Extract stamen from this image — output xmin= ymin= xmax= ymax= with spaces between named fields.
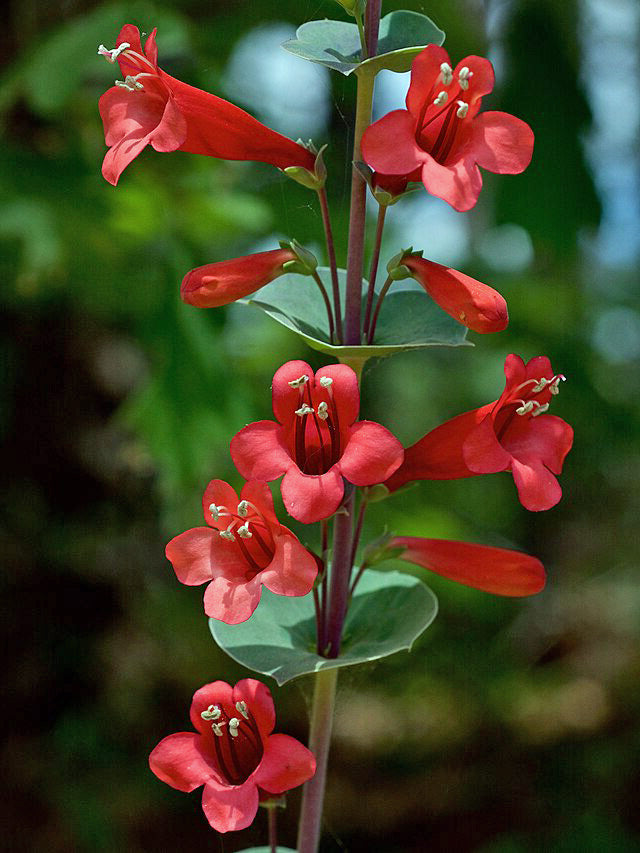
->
xmin=456 ymin=100 xmax=469 ymax=119
xmin=317 ymin=402 xmax=329 ymax=420
xmin=530 ymin=378 xmax=550 ymax=393
xmin=458 ymin=66 xmax=473 ymax=90
xmin=115 ymin=74 xmax=145 ymax=92
xmin=549 ymin=375 xmax=566 ymax=395
xmin=212 ymin=722 xmax=225 ymax=737
xmin=319 ymin=376 xmax=333 ymax=388
xmin=295 ymin=403 xmax=314 ymax=417
xmin=209 ymin=503 xmax=221 ymax=520
xmin=288 ymin=374 xmax=309 ymax=388
xmin=228 ymin=718 xmax=240 ymax=738
xmin=237 ymin=501 xmax=249 ymax=518
xmin=97 ymin=42 xmax=130 ymax=63
xmin=201 ymin=704 xmax=222 ymax=722
xmin=237 ymin=523 xmax=252 ymax=539
xmin=532 ymin=403 xmax=550 ymax=417
xmin=219 ymin=530 xmax=236 ymax=542
xmin=433 ymin=91 xmax=448 ymax=106
xmin=236 ymin=701 xmax=249 ymax=720
xmin=516 ymin=400 xmax=535 ymax=415
xmin=440 ymin=62 xmax=453 ymax=85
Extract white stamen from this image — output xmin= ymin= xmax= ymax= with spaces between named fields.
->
xmin=458 ymin=66 xmax=473 ymax=90
xmin=433 ymin=91 xmax=448 ymax=106
xmin=319 ymin=376 xmax=333 ymax=388
xmin=440 ymin=62 xmax=453 ymax=85
xmin=201 ymin=704 xmax=222 ymax=721
xmin=98 ymin=42 xmax=130 ymax=63
xmin=456 ymin=100 xmax=469 ymax=119
xmin=209 ymin=503 xmax=220 ymax=520
xmin=237 ymin=500 xmax=249 ymax=518
xmin=532 ymin=403 xmax=550 ymax=417
xmin=549 ymin=375 xmax=566 ymax=395
xmin=295 ymin=404 xmax=314 ymax=417
xmin=530 ymin=378 xmax=550 ymax=393
xmin=115 ymin=74 xmax=145 ymax=92
xmin=220 ymin=530 xmax=236 ymax=542
xmin=237 ymin=523 xmax=252 ymax=539
xmin=288 ymin=374 xmax=309 ymax=388
xmin=516 ymin=400 xmax=535 ymax=415
xmin=236 ymin=701 xmax=249 ymax=719
xmin=228 ymin=718 xmax=240 ymax=738
xmin=317 ymin=402 xmax=329 ymax=420
xmin=212 ymin=722 xmax=225 ymax=737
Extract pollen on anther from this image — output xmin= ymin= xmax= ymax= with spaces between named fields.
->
xmin=456 ymin=101 xmax=469 ymax=119
xmin=220 ymin=530 xmax=236 ymax=542
xmin=440 ymin=62 xmax=453 ymax=85
xmin=228 ymin=718 xmax=240 ymax=738
xmin=237 ymin=524 xmax=253 ymax=539
xmin=317 ymin=402 xmax=329 ymax=420
xmin=212 ymin=722 xmax=225 ymax=737
xmin=236 ymin=700 xmax=249 ymax=720
xmin=209 ymin=503 xmax=220 ymax=520
xmin=532 ymin=402 xmax=550 ymax=417
xmin=433 ymin=91 xmax=448 ymax=106
xmin=319 ymin=376 xmax=333 ymax=388
xmin=458 ymin=66 xmax=473 ymax=90
xmin=516 ymin=401 xmax=535 ymax=415
xmin=288 ymin=374 xmax=309 ymax=388
xmin=295 ymin=404 xmax=314 ymax=417
xmin=237 ymin=500 xmax=249 ymax=518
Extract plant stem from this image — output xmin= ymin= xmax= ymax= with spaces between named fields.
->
xmin=268 ymin=803 xmax=277 ymax=853
xmin=317 ymin=188 xmax=343 ymax=343
xmin=365 ymin=0 xmax=382 ymax=57
xmin=310 ymin=270 xmax=336 ymax=344
xmin=363 ymin=203 xmax=387 ymax=338
xmin=349 ymin=492 xmax=369 ymax=570
xmin=296 ymin=668 xmax=338 ymax=853
xmin=367 ymin=274 xmax=393 ymax=343
xmin=344 ymin=69 xmax=376 ymax=345
xmin=324 ymin=486 xmax=355 ymax=658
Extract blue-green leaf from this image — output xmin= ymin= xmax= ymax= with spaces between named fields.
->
xmin=210 ymin=570 xmax=438 ymax=686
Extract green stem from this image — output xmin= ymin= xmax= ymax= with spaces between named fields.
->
xmin=316 ymin=188 xmax=343 ymax=343
xmin=363 ymin=203 xmax=387 ymax=338
xmin=344 ymin=68 xmax=376 ymax=345
xmin=367 ymin=274 xmax=393 ymax=343
xmin=325 ymin=486 xmax=355 ymax=658
xmin=311 ymin=269 xmax=336 ymax=344
xmin=296 ymin=668 xmax=338 ymax=853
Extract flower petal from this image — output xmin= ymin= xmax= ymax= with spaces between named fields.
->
xmin=233 ymin=679 xmax=275 ymax=739
xmin=502 ymin=414 xmax=574 ymax=475
xmin=511 ymin=455 xmax=563 ymax=511
xmin=405 ymin=44 xmax=450 ymax=116
xmin=390 ymin=537 xmax=546 ymax=596
xmin=165 ymin=527 xmax=216 ymax=586
xmin=181 ymin=249 xmax=294 ymax=308
xmin=361 ymin=109 xmax=425 ymax=176
xmin=201 ymin=479 xmax=240 ymax=527
xmin=203 ymin=574 xmax=263 ymax=624
xmin=316 ymin=363 xmax=361 ymax=427
xmin=280 ymin=466 xmax=344 ymax=524
xmin=339 ymin=421 xmax=404 ymax=486
xmin=149 ymin=90 xmax=188 ymax=152
xmin=471 ymin=111 xmax=534 ymax=175
xmin=260 ymin=532 xmax=317 ymax=597
xmin=463 ymin=413 xmax=513 ymax=473
xmin=420 ymin=153 xmax=483 ymax=211
xmin=254 ymin=733 xmax=316 ymax=794
xmin=149 ymin=732 xmax=215 ymax=792
xmin=190 ymin=681 xmax=234 ymax=733
xmin=201 ymin=778 xmax=259 ymax=833
xmin=271 ymin=360 xmax=315 ymax=425
xmin=231 ymin=420 xmax=292 ymax=481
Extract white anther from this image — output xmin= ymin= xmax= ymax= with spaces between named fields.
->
xmin=295 ymin=404 xmax=314 ymax=417
xmin=115 ymin=74 xmax=145 ymax=92
xmin=433 ymin=91 xmax=448 ymax=106
xmin=237 ymin=500 xmax=249 ymax=518
xmin=530 ymin=378 xmax=550 ymax=393
xmin=440 ymin=62 xmax=453 ymax=85
xmin=228 ymin=718 xmax=240 ymax=738
xmin=236 ymin=701 xmax=249 ymax=719
xmin=237 ymin=524 xmax=252 ymax=539
xmin=456 ymin=100 xmax=469 ymax=119
xmin=98 ymin=42 xmax=130 ymax=63
xmin=212 ymin=722 xmax=225 ymax=737
xmin=549 ymin=375 xmax=566 ymax=395
xmin=317 ymin=402 xmax=329 ymax=420
xmin=532 ymin=402 xmax=550 ymax=417
xmin=209 ymin=503 xmax=221 ymax=520
xmin=319 ymin=376 xmax=333 ymax=388
xmin=219 ymin=530 xmax=236 ymax=542
xmin=201 ymin=704 xmax=222 ymax=721
xmin=288 ymin=374 xmax=309 ymax=388
xmin=516 ymin=400 xmax=535 ymax=415
xmin=458 ymin=66 xmax=473 ymax=90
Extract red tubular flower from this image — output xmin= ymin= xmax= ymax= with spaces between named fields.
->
xmin=402 ymin=254 xmax=508 ymax=333
xmin=390 ymin=536 xmax=545 ymax=596
xmin=149 ymin=679 xmax=316 ymax=833
xmin=361 ymin=44 xmax=534 ymax=211
xmin=98 ymin=25 xmax=316 ymax=185
xmin=230 ymin=360 xmax=404 ymax=524
xmin=165 ymin=480 xmax=317 ymax=624
xmin=386 ymin=354 xmax=573 ymax=511
xmin=181 ymin=248 xmax=297 ymax=308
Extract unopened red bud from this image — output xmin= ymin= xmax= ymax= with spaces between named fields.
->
xmin=181 ymin=248 xmax=296 ymax=308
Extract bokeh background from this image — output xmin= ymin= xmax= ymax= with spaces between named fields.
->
xmin=2 ymin=0 xmax=639 ymax=850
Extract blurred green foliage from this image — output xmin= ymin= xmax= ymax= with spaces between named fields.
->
xmin=1 ymin=1 xmax=639 ymax=851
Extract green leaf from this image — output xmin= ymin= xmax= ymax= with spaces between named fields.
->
xmin=282 ymin=11 xmax=444 ymax=77
xmin=243 ymin=267 xmax=470 ymax=359
xmin=210 ymin=570 xmax=438 ymax=686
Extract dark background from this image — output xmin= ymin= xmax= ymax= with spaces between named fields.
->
xmin=2 ymin=0 xmax=639 ymax=850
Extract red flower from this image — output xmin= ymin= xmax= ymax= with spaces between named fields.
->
xmin=390 ymin=537 xmax=545 ymax=596
xmin=401 ymin=254 xmax=508 ymax=334
xmin=386 ymin=354 xmax=573 ymax=511
xmin=149 ymin=679 xmax=315 ymax=833
xmin=98 ymin=25 xmax=316 ymax=185
xmin=230 ymin=360 xmax=404 ymax=524
xmin=361 ymin=44 xmax=534 ymax=211
xmin=181 ymin=248 xmax=297 ymax=308
xmin=165 ymin=480 xmax=317 ymax=624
